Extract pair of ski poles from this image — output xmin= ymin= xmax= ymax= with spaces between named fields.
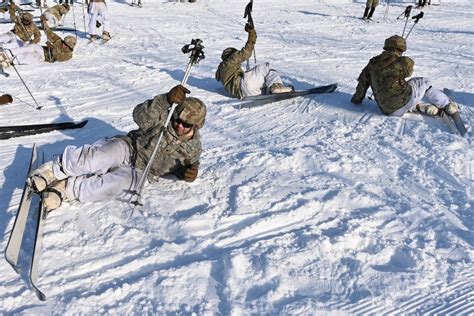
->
xmin=397 ymin=5 xmax=424 ymax=39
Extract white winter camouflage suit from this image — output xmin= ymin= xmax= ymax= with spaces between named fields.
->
xmin=52 ymin=93 xmax=202 ymax=203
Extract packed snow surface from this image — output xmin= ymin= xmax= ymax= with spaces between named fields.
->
xmin=0 ymin=0 xmax=473 ymax=314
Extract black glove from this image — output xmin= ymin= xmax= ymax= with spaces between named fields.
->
xmin=181 ymin=164 xmax=199 ymax=182
xmin=0 ymin=94 xmax=13 ymax=105
xmin=244 ymin=23 xmax=254 ymax=33
xmin=167 ymin=85 xmax=190 ymax=105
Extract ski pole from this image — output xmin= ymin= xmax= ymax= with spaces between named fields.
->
xmin=81 ymin=0 xmax=87 ymax=34
xmin=71 ymin=0 xmax=78 ymax=38
xmin=383 ymin=0 xmax=390 ymax=21
xmin=129 ymin=39 xmax=205 ymax=208
xmin=398 ymin=5 xmax=413 ymax=37
xmin=405 ymin=12 xmax=424 ymax=40
xmin=6 ymin=49 xmax=42 ymax=110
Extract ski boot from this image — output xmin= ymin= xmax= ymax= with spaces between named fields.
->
xmin=443 ymin=101 xmax=459 ymax=116
xmin=270 ymin=83 xmax=294 ymax=94
xmin=416 ymin=103 xmax=440 ymax=116
xmin=89 ymin=34 xmax=97 ymax=42
xmin=29 ymin=161 xmax=58 ymax=192
xmin=42 ymin=179 xmax=68 ymax=212
xmin=102 ymin=31 xmax=111 ymax=42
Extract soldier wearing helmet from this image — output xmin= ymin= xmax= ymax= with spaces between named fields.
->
xmin=0 ymin=2 xmax=41 ymax=49
xmin=215 ymin=22 xmax=293 ymax=99
xmin=41 ymin=3 xmax=71 ymax=28
xmin=0 ymin=15 xmax=76 ymax=69
xmin=28 ymin=85 xmax=207 ymax=211
xmin=351 ymin=35 xmax=458 ymax=117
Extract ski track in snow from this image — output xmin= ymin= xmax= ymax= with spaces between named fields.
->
xmin=0 ymin=0 xmax=473 ymax=314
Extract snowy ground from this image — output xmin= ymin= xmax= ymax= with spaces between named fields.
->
xmin=0 ymin=0 xmax=473 ymax=314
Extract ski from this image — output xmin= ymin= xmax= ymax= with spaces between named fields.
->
xmin=0 ymin=120 xmax=87 ymax=140
xmin=30 ymin=190 xmax=47 ymax=301
xmin=5 ymin=144 xmax=38 ymax=273
xmin=443 ymin=88 xmax=468 ymax=136
xmin=238 ymin=83 xmax=338 ymax=109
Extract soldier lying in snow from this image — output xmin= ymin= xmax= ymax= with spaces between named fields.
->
xmin=0 ymin=15 xmax=75 ymax=68
xmin=351 ymin=35 xmax=459 ymax=118
xmin=0 ymin=2 xmax=41 ymax=49
xmin=28 ymin=85 xmax=206 ymax=211
xmin=215 ymin=23 xmax=293 ymax=99
xmin=42 ymin=3 xmax=71 ymax=28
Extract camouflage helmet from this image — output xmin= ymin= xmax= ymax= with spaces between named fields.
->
xmin=221 ymin=47 xmax=237 ymax=60
xmin=20 ymin=12 xmax=34 ymax=24
xmin=62 ymin=3 xmax=70 ymax=10
xmin=383 ymin=35 xmax=407 ymax=52
xmin=64 ymin=36 xmax=76 ymax=49
xmin=176 ymin=97 xmax=206 ymax=129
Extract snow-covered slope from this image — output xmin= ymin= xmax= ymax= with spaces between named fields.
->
xmin=1 ymin=0 xmax=472 ymax=314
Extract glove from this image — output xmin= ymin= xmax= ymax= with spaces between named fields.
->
xmin=0 ymin=94 xmax=13 ymax=105
xmin=167 ymin=84 xmax=190 ymax=105
xmin=181 ymin=164 xmax=199 ymax=182
xmin=244 ymin=23 xmax=254 ymax=33
xmin=351 ymin=94 xmax=362 ymax=105
xmin=96 ymin=20 xmax=102 ymax=28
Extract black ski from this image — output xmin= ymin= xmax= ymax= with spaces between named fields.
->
xmin=30 ymin=191 xmax=47 ymax=301
xmin=0 ymin=120 xmax=88 ymax=140
xmin=238 ymin=83 xmax=338 ymax=109
xmin=443 ymin=88 xmax=468 ymax=136
xmin=5 ymin=144 xmax=38 ymax=273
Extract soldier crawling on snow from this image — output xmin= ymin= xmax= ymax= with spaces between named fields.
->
xmin=351 ymin=35 xmax=459 ymax=118
xmin=0 ymin=15 xmax=76 ymax=68
xmin=215 ymin=22 xmax=293 ymax=99
xmin=0 ymin=1 xmax=41 ymax=49
xmin=41 ymin=3 xmax=71 ymax=28
xmin=28 ymin=85 xmax=207 ymax=211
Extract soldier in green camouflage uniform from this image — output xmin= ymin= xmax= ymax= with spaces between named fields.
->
xmin=0 ymin=2 xmax=41 ymax=49
xmin=42 ymin=3 xmax=71 ymax=28
xmin=351 ymin=35 xmax=458 ymax=117
xmin=0 ymin=16 xmax=75 ymax=67
xmin=215 ymin=23 xmax=293 ymax=98
xmin=362 ymin=0 xmax=379 ymax=21
xmin=28 ymin=85 xmax=207 ymax=210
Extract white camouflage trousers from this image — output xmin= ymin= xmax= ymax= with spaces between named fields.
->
xmin=44 ymin=11 xmax=63 ymax=28
xmin=88 ymin=2 xmax=110 ymax=36
xmin=240 ymin=62 xmax=285 ymax=97
xmin=0 ymin=31 xmax=24 ymax=50
xmin=6 ymin=44 xmax=45 ymax=65
xmin=390 ymin=77 xmax=451 ymax=117
xmin=52 ymin=138 xmax=142 ymax=203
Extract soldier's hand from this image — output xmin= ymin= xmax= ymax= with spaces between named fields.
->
xmin=167 ymin=84 xmax=190 ymax=105
xmin=181 ymin=164 xmax=199 ymax=182
xmin=244 ymin=23 xmax=254 ymax=33
xmin=9 ymin=2 xmax=17 ymax=10
xmin=351 ymin=94 xmax=362 ymax=105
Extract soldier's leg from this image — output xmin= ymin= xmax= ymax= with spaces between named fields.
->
xmin=98 ymin=2 xmax=110 ymax=33
xmin=241 ymin=63 xmax=272 ymax=97
xmin=87 ymin=3 xmax=100 ymax=36
xmin=65 ymin=165 xmax=141 ymax=203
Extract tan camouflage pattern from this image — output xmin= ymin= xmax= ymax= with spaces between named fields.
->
xmin=124 ymin=94 xmax=202 ymax=181
xmin=366 ymin=0 xmax=379 ymax=7
xmin=215 ymin=29 xmax=257 ymax=98
xmin=46 ymin=4 xmax=69 ymax=21
xmin=9 ymin=5 xmax=41 ymax=44
xmin=176 ymin=97 xmax=206 ymax=129
xmin=43 ymin=28 xmax=74 ymax=63
xmin=352 ymin=51 xmax=414 ymax=115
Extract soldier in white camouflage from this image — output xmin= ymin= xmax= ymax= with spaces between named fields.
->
xmin=215 ymin=23 xmax=293 ymax=98
xmin=351 ymin=35 xmax=459 ymax=117
xmin=42 ymin=3 xmax=71 ymax=28
xmin=0 ymin=2 xmax=41 ymax=49
xmin=28 ymin=85 xmax=206 ymax=211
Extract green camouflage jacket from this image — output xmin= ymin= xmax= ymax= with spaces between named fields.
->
xmin=215 ymin=29 xmax=257 ymax=98
xmin=9 ymin=5 xmax=41 ymax=43
xmin=352 ymin=51 xmax=414 ymax=115
xmin=46 ymin=5 xmax=69 ymax=21
xmin=42 ymin=28 xmax=73 ymax=63
xmin=125 ymin=94 xmax=202 ymax=181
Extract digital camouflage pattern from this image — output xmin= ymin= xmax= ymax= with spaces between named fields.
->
xmin=46 ymin=4 xmax=70 ymax=21
xmin=176 ymin=97 xmax=207 ymax=129
xmin=215 ymin=29 xmax=257 ymax=98
xmin=125 ymin=94 xmax=203 ymax=181
xmin=42 ymin=28 xmax=74 ymax=62
xmin=352 ymin=40 xmax=414 ymax=115
xmin=9 ymin=5 xmax=41 ymax=44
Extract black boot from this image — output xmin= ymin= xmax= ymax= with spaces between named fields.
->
xmin=363 ymin=7 xmax=370 ymax=19
xmin=368 ymin=7 xmax=376 ymax=19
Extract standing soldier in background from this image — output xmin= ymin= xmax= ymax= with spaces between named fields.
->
xmin=361 ymin=0 xmax=379 ymax=21
xmin=0 ymin=2 xmax=41 ymax=49
xmin=86 ymin=0 xmax=111 ymax=42
xmin=42 ymin=3 xmax=71 ymax=28
xmin=350 ymin=35 xmax=459 ymax=118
